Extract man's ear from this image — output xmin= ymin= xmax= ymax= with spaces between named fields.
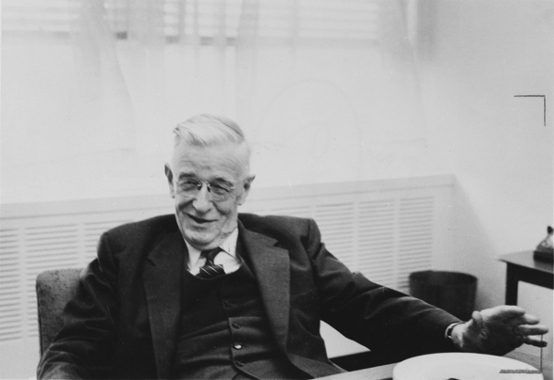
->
xmin=164 ymin=163 xmax=175 ymax=198
xmin=237 ymin=174 xmax=256 ymax=205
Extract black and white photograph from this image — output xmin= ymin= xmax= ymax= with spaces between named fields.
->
xmin=1 ymin=1 xmax=553 ymax=379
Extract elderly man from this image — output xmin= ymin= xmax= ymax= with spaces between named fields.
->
xmin=38 ymin=114 xmax=548 ymax=379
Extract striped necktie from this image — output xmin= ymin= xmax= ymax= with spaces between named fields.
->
xmin=197 ymin=247 xmax=225 ymax=279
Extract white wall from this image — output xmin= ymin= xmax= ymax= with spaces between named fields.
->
xmin=422 ymin=0 xmax=552 ymax=305
xmin=419 ymin=0 xmax=553 ymax=363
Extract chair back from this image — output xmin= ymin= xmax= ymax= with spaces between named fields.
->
xmin=36 ymin=268 xmax=82 ymax=354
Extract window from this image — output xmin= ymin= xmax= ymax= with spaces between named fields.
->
xmin=3 ymin=0 xmax=379 ymax=45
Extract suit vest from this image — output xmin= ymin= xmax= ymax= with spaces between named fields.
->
xmin=171 ymin=262 xmax=307 ymax=379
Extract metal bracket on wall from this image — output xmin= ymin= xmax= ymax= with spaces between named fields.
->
xmin=514 ymin=94 xmax=547 ymax=127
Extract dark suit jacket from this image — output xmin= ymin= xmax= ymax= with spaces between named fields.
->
xmin=37 ymin=213 xmax=460 ymax=379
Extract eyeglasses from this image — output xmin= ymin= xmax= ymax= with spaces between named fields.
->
xmin=176 ymin=178 xmax=235 ymax=202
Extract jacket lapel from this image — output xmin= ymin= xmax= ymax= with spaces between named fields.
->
xmin=239 ymin=224 xmax=291 ymax=351
xmin=141 ymin=222 xmax=292 ymax=376
xmin=142 ymin=230 xmax=185 ymax=379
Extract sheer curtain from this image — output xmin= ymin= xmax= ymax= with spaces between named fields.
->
xmin=236 ymin=0 xmax=430 ymax=186
xmin=1 ymin=0 xmax=429 ymax=203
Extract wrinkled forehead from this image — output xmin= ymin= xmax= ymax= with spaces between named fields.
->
xmin=171 ymin=141 xmax=250 ymax=180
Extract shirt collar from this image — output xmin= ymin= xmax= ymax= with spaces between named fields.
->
xmin=184 ymin=228 xmax=239 ymax=268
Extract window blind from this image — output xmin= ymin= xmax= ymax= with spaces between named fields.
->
xmin=2 ymin=0 xmax=380 ymax=44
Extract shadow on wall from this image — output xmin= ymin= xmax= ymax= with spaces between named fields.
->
xmin=448 ymin=177 xmax=505 ymax=309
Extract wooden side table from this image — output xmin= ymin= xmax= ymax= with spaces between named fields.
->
xmin=499 ymin=251 xmax=554 ymax=305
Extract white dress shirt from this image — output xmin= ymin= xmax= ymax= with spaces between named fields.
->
xmin=185 ymin=229 xmax=242 ymax=275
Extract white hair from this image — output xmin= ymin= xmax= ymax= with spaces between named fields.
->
xmin=171 ymin=114 xmax=251 ymax=172
xmin=173 ymin=114 xmax=247 ymax=146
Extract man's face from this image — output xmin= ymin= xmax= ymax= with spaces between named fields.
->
xmin=165 ymin=142 xmax=252 ymax=250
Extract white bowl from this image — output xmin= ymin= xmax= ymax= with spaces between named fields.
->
xmin=393 ymin=352 xmax=543 ymax=380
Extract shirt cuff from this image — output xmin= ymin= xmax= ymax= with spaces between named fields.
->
xmin=444 ymin=322 xmax=461 ymax=341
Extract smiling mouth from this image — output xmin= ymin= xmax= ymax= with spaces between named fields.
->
xmin=188 ymin=214 xmax=216 ymax=224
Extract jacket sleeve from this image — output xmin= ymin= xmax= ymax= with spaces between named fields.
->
xmin=37 ymin=232 xmax=119 ymax=379
xmin=304 ymin=218 xmax=461 ymax=362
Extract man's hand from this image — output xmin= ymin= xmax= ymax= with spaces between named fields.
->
xmin=451 ymin=305 xmax=549 ymax=355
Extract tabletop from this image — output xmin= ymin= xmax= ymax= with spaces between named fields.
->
xmin=499 ymin=251 xmax=553 ymax=274
xmin=316 ymin=354 xmax=552 ymax=380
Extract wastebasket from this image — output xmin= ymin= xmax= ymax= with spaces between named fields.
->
xmin=409 ymin=270 xmax=477 ymax=320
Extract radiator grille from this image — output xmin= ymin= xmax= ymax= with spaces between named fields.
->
xmin=0 ymin=228 xmax=22 ymax=341
xmin=0 ymin=176 xmax=453 ymax=343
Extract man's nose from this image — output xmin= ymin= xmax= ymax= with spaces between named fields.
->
xmin=192 ymin=184 xmax=212 ymax=211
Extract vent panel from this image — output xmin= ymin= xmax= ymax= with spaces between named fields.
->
xmin=82 ymin=219 xmax=133 ymax=264
xmin=0 ymin=228 xmax=23 ymax=340
xmin=395 ymin=196 xmax=435 ymax=292
xmin=315 ymin=203 xmax=356 ymax=268
xmin=0 ymin=177 xmax=453 ymax=343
